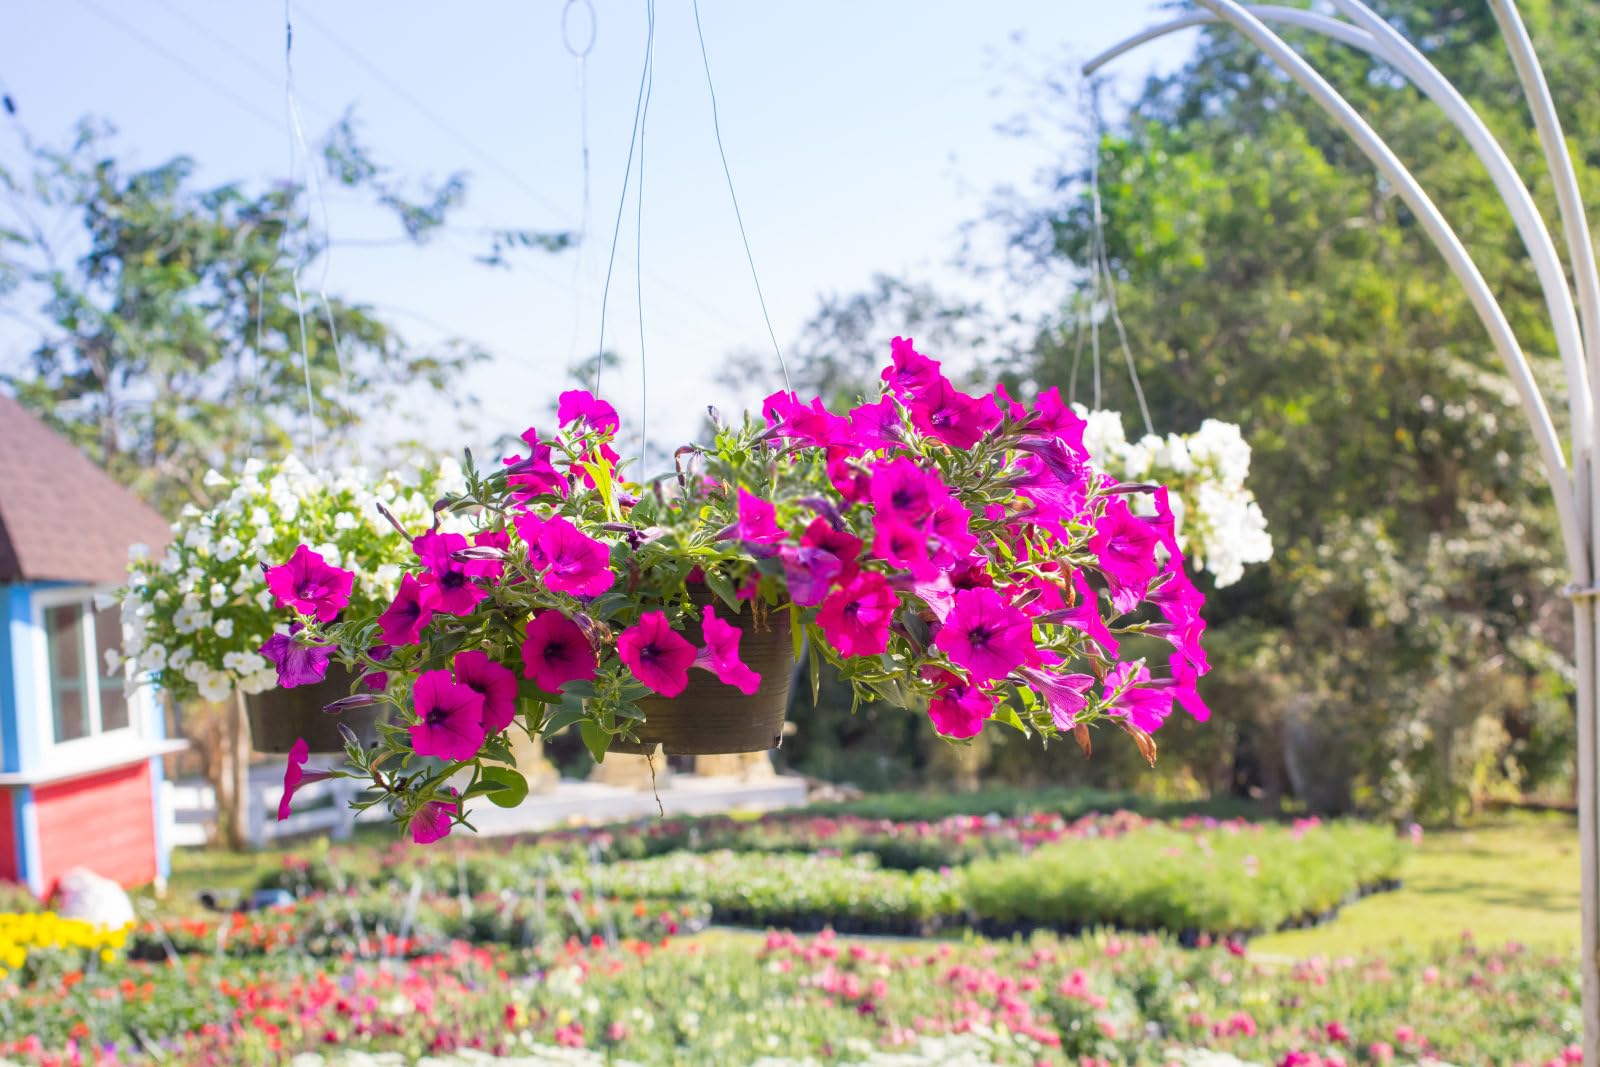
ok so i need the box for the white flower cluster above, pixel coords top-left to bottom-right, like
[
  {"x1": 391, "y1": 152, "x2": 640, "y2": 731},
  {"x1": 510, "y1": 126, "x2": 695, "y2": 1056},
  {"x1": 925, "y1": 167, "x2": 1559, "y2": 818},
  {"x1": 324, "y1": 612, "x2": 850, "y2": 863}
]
[
  {"x1": 120, "y1": 455, "x2": 467, "y2": 704},
  {"x1": 1078, "y1": 408, "x2": 1273, "y2": 587}
]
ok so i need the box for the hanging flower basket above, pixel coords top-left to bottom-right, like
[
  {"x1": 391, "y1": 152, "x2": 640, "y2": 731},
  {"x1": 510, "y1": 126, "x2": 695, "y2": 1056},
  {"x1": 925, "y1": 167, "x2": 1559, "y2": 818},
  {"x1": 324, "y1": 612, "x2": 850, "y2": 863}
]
[
  {"x1": 262, "y1": 337, "x2": 1233, "y2": 845},
  {"x1": 245, "y1": 664, "x2": 385, "y2": 754},
  {"x1": 609, "y1": 588, "x2": 794, "y2": 755}
]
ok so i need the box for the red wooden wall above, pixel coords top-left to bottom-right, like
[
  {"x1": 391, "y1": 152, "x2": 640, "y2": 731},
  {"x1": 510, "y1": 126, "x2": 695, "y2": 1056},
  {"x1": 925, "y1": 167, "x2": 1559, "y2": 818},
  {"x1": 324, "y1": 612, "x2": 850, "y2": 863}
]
[
  {"x1": 0, "y1": 788, "x2": 16, "y2": 884},
  {"x1": 34, "y1": 763, "x2": 155, "y2": 894}
]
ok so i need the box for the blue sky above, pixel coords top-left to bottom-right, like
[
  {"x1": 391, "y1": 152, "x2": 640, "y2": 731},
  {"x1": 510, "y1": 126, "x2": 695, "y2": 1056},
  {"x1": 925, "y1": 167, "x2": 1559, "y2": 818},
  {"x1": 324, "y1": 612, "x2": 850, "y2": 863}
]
[{"x1": 3, "y1": 1, "x2": 1195, "y2": 463}]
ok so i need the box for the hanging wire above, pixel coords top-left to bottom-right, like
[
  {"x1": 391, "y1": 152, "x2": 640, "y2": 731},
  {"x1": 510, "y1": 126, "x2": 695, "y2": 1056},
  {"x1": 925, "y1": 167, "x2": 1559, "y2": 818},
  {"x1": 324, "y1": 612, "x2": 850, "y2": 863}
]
[
  {"x1": 594, "y1": 0, "x2": 657, "y2": 398},
  {"x1": 283, "y1": 1, "x2": 320, "y2": 466},
  {"x1": 1086, "y1": 78, "x2": 1153, "y2": 435},
  {"x1": 283, "y1": 0, "x2": 362, "y2": 467},
  {"x1": 563, "y1": 0, "x2": 596, "y2": 376},
  {"x1": 691, "y1": 0, "x2": 790, "y2": 392},
  {"x1": 635, "y1": 2, "x2": 656, "y2": 472}
]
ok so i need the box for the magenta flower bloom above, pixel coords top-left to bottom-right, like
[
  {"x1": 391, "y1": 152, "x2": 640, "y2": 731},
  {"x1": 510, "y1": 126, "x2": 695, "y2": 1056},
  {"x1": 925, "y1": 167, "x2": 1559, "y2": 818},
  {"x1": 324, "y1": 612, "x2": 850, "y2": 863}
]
[
  {"x1": 923, "y1": 669, "x2": 994, "y2": 739},
  {"x1": 907, "y1": 377, "x2": 1001, "y2": 449},
  {"x1": 264, "y1": 544, "x2": 355, "y2": 622},
  {"x1": 362, "y1": 643, "x2": 394, "y2": 690},
  {"x1": 377, "y1": 573, "x2": 434, "y2": 647},
  {"x1": 763, "y1": 390, "x2": 849, "y2": 447},
  {"x1": 617, "y1": 611, "x2": 698, "y2": 697},
  {"x1": 1089, "y1": 498, "x2": 1163, "y2": 614},
  {"x1": 881, "y1": 336, "x2": 942, "y2": 401},
  {"x1": 847, "y1": 396, "x2": 903, "y2": 450},
  {"x1": 410, "y1": 789, "x2": 459, "y2": 845},
  {"x1": 1026, "y1": 387, "x2": 1089, "y2": 449},
  {"x1": 1060, "y1": 571, "x2": 1119, "y2": 657},
  {"x1": 801, "y1": 517, "x2": 863, "y2": 582},
  {"x1": 408, "y1": 669, "x2": 488, "y2": 761},
  {"x1": 869, "y1": 455, "x2": 949, "y2": 525},
  {"x1": 1017, "y1": 665, "x2": 1096, "y2": 729},
  {"x1": 731, "y1": 488, "x2": 787, "y2": 545},
  {"x1": 259, "y1": 625, "x2": 334, "y2": 689},
  {"x1": 521, "y1": 610, "x2": 598, "y2": 693},
  {"x1": 454, "y1": 650, "x2": 519, "y2": 733},
  {"x1": 927, "y1": 499, "x2": 977, "y2": 568},
  {"x1": 536, "y1": 516, "x2": 615, "y2": 597},
  {"x1": 817, "y1": 572, "x2": 899, "y2": 658},
  {"x1": 512, "y1": 511, "x2": 549, "y2": 568},
  {"x1": 779, "y1": 544, "x2": 843, "y2": 607},
  {"x1": 1169, "y1": 654, "x2": 1211, "y2": 722},
  {"x1": 414, "y1": 531, "x2": 489, "y2": 616},
  {"x1": 277, "y1": 737, "x2": 334, "y2": 822},
  {"x1": 506, "y1": 427, "x2": 569, "y2": 500},
  {"x1": 557, "y1": 389, "x2": 621, "y2": 434},
  {"x1": 826, "y1": 448, "x2": 871, "y2": 504},
  {"x1": 1103, "y1": 662, "x2": 1175, "y2": 733},
  {"x1": 934, "y1": 587, "x2": 1037, "y2": 683},
  {"x1": 693, "y1": 605, "x2": 761, "y2": 695},
  {"x1": 872, "y1": 518, "x2": 937, "y2": 580}
]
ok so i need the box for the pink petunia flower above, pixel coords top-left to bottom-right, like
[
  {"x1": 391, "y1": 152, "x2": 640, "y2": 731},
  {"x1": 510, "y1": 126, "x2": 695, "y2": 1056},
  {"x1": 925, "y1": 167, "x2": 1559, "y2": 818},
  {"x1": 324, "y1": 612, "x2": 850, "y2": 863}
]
[
  {"x1": 907, "y1": 376, "x2": 1001, "y2": 449},
  {"x1": 1147, "y1": 566, "x2": 1209, "y2": 674},
  {"x1": 259, "y1": 624, "x2": 334, "y2": 689},
  {"x1": 410, "y1": 788, "x2": 460, "y2": 845},
  {"x1": 817, "y1": 572, "x2": 899, "y2": 658},
  {"x1": 409, "y1": 669, "x2": 488, "y2": 761},
  {"x1": 1017, "y1": 665, "x2": 1096, "y2": 729},
  {"x1": 763, "y1": 391, "x2": 849, "y2": 447},
  {"x1": 1103, "y1": 662, "x2": 1175, "y2": 733},
  {"x1": 413, "y1": 531, "x2": 490, "y2": 616},
  {"x1": 1089, "y1": 497, "x2": 1164, "y2": 615},
  {"x1": 617, "y1": 611, "x2": 698, "y2": 697},
  {"x1": 536, "y1": 516, "x2": 615, "y2": 598},
  {"x1": 923, "y1": 669, "x2": 994, "y2": 739},
  {"x1": 779, "y1": 544, "x2": 843, "y2": 607},
  {"x1": 557, "y1": 389, "x2": 620, "y2": 434},
  {"x1": 1060, "y1": 570, "x2": 1119, "y2": 657},
  {"x1": 731, "y1": 488, "x2": 787, "y2": 545},
  {"x1": 934, "y1": 587, "x2": 1037, "y2": 683},
  {"x1": 872, "y1": 518, "x2": 938, "y2": 580},
  {"x1": 277, "y1": 737, "x2": 335, "y2": 822},
  {"x1": 881, "y1": 336, "x2": 942, "y2": 401},
  {"x1": 265, "y1": 544, "x2": 355, "y2": 622},
  {"x1": 377, "y1": 573, "x2": 434, "y2": 647},
  {"x1": 869, "y1": 455, "x2": 949, "y2": 526},
  {"x1": 847, "y1": 396, "x2": 903, "y2": 450},
  {"x1": 454, "y1": 650, "x2": 519, "y2": 733},
  {"x1": 801, "y1": 518, "x2": 863, "y2": 583},
  {"x1": 826, "y1": 448, "x2": 871, "y2": 504},
  {"x1": 521, "y1": 610, "x2": 598, "y2": 693},
  {"x1": 506, "y1": 427, "x2": 569, "y2": 500},
  {"x1": 693, "y1": 605, "x2": 761, "y2": 695},
  {"x1": 512, "y1": 511, "x2": 549, "y2": 568}
]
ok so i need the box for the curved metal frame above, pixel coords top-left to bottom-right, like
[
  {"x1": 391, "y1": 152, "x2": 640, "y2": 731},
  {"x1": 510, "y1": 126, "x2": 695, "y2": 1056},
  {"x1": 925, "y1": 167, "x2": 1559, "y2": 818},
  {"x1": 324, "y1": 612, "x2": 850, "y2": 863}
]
[{"x1": 1086, "y1": 3, "x2": 1600, "y2": 1060}]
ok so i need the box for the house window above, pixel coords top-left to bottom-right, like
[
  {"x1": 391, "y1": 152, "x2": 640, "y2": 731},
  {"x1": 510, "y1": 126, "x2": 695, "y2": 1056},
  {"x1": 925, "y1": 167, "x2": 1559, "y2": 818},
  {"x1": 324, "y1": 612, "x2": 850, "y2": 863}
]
[{"x1": 35, "y1": 590, "x2": 136, "y2": 749}]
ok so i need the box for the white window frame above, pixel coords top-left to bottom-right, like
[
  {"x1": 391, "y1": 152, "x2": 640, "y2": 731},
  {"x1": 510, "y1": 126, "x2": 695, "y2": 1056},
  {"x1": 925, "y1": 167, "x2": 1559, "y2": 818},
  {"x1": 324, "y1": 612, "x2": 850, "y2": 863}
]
[{"x1": 30, "y1": 584, "x2": 145, "y2": 766}]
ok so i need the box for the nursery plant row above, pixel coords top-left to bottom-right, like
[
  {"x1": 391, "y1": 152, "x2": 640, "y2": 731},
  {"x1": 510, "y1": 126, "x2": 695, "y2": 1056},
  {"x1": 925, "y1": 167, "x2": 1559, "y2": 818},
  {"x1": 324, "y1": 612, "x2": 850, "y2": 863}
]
[{"x1": 0, "y1": 923, "x2": 1575, "y2": 1065}]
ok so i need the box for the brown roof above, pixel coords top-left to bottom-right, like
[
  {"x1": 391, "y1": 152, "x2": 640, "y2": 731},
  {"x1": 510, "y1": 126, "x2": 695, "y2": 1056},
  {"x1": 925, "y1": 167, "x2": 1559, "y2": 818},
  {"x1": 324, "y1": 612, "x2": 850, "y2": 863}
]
[{"x1": 0, "y1": 394, "x2": 172, "y2": 586}]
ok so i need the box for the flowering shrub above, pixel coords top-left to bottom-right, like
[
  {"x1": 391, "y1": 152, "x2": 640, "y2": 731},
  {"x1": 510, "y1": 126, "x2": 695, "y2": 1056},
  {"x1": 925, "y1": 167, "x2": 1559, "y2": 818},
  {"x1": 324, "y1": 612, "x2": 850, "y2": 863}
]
[
  {"x1": 119, "y1": 457, "x2": 464, "y2": 703},
  {"x1": 1078, "y1": 409, "x2": 1271, "y2": 587},
  {"x1": 262, "y1": 338, "x2": 1230, "y2": 843}
]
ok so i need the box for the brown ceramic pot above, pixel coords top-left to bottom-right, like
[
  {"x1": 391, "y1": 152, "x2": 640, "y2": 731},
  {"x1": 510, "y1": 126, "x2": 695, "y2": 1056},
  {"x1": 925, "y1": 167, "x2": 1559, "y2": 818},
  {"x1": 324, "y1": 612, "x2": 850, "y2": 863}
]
[
  {"x1": 609, "y1": 589, "x2": 795, "y2": 756},
  {"x1": 245, "y1": 665, "x2": 385, "y2": 754}
]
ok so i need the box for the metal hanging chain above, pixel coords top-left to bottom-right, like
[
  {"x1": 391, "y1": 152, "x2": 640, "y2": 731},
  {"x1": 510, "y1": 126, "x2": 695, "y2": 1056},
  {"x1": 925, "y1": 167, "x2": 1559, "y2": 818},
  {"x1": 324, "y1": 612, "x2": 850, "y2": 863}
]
[
  {"x1": 594, "y1": 0, "x2": 656, "y2": 398},
  {"x1": 691, "y1": 0, "x2": 791, "y2": 393},
  {"x1": 1087, "y1": 78, "x2": 1154, "y2": 435}
]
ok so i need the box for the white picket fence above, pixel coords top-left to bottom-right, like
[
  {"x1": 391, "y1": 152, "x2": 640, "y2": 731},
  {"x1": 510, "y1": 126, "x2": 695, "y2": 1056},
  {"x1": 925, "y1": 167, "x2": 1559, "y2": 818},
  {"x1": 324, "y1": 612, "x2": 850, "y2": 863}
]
[{"x1": 166, "y1": 767, "x2": 373, "y2": 848}]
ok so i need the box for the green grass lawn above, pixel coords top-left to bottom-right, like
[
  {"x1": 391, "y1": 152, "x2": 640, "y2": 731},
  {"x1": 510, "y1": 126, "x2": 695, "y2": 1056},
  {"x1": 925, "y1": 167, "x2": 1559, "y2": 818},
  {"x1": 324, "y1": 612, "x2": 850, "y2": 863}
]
[{"x1": 1253, "y1": 811, "x2": 1580, "y2": 956}]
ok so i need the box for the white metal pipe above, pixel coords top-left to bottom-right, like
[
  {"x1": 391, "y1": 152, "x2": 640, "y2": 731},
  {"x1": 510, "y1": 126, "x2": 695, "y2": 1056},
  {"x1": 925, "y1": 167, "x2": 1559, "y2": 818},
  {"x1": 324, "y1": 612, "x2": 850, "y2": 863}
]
[
  {"x1": 1325, "y1": 0, "x2": 1591, "y2": 463},
  {"x1": 1082, "y1": 0, "x2": 1585, "y2": 577},
  {"x1": 1088, "y1": 6, "x2": 1592, "y2": 467}
]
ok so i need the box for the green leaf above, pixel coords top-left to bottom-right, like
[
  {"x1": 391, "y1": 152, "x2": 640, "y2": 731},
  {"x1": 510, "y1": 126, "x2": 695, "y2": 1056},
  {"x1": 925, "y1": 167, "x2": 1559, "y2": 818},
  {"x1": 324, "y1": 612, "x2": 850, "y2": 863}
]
[
  {"x1": 539, "y1": 704, "x2": 588, "y2": 736},
  {"x1": 991, "y1": 703, "x2": 1031, "y2": 735},
  {"x1": 579, "y1": 719, "x2": 612, "y2": 763},
  {"x1": 808, "y1": 634, "x2": 822, "y2": 707},
  {"x1": 790, "y1": 604, "x2": 804, "y2": 661},
  {"x1": 478, "y1": 765, "x2": 529, "y2": 808},
  {"x1": 517, "y1": 678, "x2": 564, "y2": 704},
  {"x1": 704, "y1": 569, "x2": 738, "y2": 610}
]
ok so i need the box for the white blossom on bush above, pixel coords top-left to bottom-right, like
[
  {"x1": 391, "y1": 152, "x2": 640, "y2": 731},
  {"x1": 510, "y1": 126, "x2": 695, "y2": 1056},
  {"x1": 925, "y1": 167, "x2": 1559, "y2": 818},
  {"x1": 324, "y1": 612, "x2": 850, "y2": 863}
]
[
  {"x1": 1076, "y1": 407, "x2": 1272, "y2": 587},
  {"x1": 121, "y1": 455, "x2": 465, "y2": 704}
]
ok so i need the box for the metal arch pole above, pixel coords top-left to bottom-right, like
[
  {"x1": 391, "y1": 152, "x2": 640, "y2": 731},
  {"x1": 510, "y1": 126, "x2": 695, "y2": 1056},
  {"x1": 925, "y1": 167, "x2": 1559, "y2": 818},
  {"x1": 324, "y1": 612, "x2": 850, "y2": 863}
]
[
  {"x1": 1085, "y1": 2, "x2": 1599, "y2": 1060},
  {"x1": 1489, "y1": 2, "x2": 1600, "y2": 1055},
  {"x1": 1081, "y1": 0, "x2": 1583, "y2": 576},
  {"x1": 1086, "y1": 5, "x2": 1593, "y2": 465}
]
